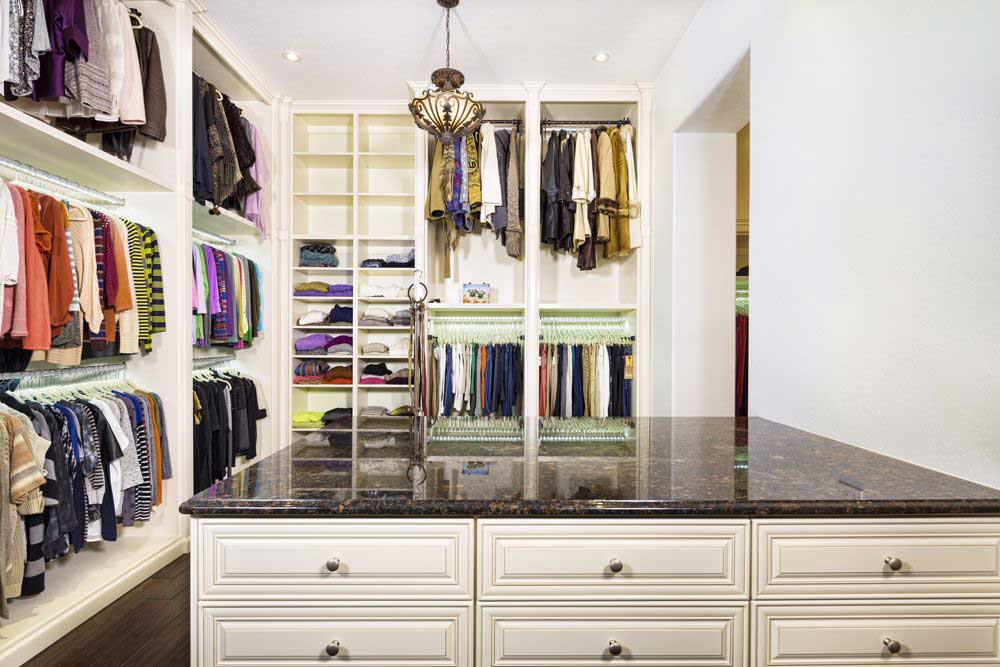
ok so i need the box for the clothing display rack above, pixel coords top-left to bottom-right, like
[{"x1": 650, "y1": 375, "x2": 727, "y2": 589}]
[
  {"x1": 0, "y1": 155, "x2": 126, "y2": 206},
  {"x1": 540, "y1": 117, "x2": 631, "y2": 130},
  {"x1": 192, "y1": 355, "x2": 237, "y2": 371},
  {"x1": 483, "y1": 118, "x2": 522, "y2": 128},
  {"x1": 0, "y1": 362, "x2": 128, "y2": 388},
  {"x1": 193, "y1": 227, "x2": 237, "y2": 247}
]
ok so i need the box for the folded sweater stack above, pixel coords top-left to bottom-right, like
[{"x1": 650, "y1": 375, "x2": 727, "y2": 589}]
[
  {"x1": 360, "y1": 362, "x2": 392, "y2": 385},
  {"x1": 392, "y1": 308, "x2": 411, "y2": 326},
  {"x1": 295, "y1": 333, "x2": 353, "y2": 355},
  {"x1": 299, "y1": 243, "x2": 338, "y2": 267},
  {"x1": 323, "y1": 364, "x2": 353, "y2": 384},
  {"x1": 294, "y1": 360, "x2": 330, "y2": 384},
  {"x1": 359, "y1": 307, "x2": 391, "y2": 327},
  {"x1": 293, "y1": 281, "x2": 354, "y2": 297},
  {"x1": 292, "y1": 411, "x2": 326, "y2": 428},
  {"x1": 328, "y1": 305, "x2": 353, "y2": 324}
]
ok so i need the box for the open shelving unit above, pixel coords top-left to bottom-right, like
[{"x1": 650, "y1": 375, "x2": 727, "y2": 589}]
[{"x1": 288, "y1": 107, "x2": 420, "y2": 447}]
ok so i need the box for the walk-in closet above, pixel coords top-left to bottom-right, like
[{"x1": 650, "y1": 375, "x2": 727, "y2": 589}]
[{"x1": 0, "y1": 1, "x2": 280, "y2": 663}]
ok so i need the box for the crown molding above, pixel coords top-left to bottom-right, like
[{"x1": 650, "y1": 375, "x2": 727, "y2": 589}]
[
  {"x1": 191, "y1": 4, "x2": 275, "y2": 102},
  {"x1": 407, "y1": 80, "x2": 529, "y2": 102},
  {"x1": 290, "y1": 99, "x2": 411, "y2": 114},
  {"x1": 539, "y1": 83, "x2": 642, "y2": 102}
]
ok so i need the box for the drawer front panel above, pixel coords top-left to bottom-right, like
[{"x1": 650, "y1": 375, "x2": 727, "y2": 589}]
[
  {"x1": 480, "y1": 604, "x2": 746, "y2": 667},
  {"x1": 200, "y1": 520, "x2": 472, "y2": 599},
  {"x1": 755, "y1": 520, "x2": 1000, "y2": 598},
  {"x1": 755, "y1": 603, "x2": 1000, "y2": 666},
  {"x1": 479, "y1": 520, "x2": 748, "y2": 599},
  {"x1": 201, "y1": 605, "x2": 471, "y2": 666}
]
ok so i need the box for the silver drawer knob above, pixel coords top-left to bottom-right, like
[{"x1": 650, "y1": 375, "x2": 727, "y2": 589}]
[
  {"x1": 326, "y1": 558, "x2": 341, "y2": 572},
  {"x1": 883, "y1": 637, "x2": 901, "y2": 654},
  {"x1": 608, "y1": 640, "x2": 623, "y2": 656},
  {"x1": 326, "y1": 640, "x2": 341, "y2": 657},
  {"x1": 609, "y1": 558, "x2": 624, "y2": 574},
  {"x1": 884, "y1": 556, "x2": 903, "y2": 571}
]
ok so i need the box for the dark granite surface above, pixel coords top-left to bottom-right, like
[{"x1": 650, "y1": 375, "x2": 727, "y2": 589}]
[{"x1": 179, "y1": 417, "x2": 1000, "y2": 517}]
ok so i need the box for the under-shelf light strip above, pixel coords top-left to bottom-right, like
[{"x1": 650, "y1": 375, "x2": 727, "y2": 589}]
[
  {"x1": 0, "y1": 155, "x2": 125, "y2": 206},
  {"x1": 192, "y1": 227, "x2": 236, "y2": 247}
]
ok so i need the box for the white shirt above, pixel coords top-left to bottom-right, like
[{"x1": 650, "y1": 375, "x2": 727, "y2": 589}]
[
  {"x1": 571, "y1": 130, "x2": 595, "y2": 249},
  {"x1": 621, "y1": 125, "x2": 642, "y2": 248},
  {"x1": 0, "y1": 181, "x2": 20, "y2": 321},
  {"x1": 478, "y1": 123, "x2": 503, "y2": 225}
]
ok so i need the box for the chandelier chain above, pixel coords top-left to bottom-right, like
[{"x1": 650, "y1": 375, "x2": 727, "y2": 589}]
[{"x1": 445, "y1": 6, "x2": 451, "y2": 69}]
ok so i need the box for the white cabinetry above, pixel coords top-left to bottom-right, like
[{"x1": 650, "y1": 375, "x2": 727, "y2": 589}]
[{"x1": 189, "y1": 517, "x2": 1000, "y2": 666}]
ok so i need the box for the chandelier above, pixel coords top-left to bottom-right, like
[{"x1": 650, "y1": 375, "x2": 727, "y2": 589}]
[{"x1": 409, "y1": 0, "x2": 485, "y2": 144}]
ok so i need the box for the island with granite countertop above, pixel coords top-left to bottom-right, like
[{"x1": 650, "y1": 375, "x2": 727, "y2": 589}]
[{"x1": 181, "y1": 417, "x2": 1000, "y2": 666}]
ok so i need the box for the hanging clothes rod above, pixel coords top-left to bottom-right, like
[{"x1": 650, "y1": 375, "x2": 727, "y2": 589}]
[
  {"x1": 193, "y1": 355, "x2": 237, "y2": 370},
  {"x1": 193, "y1": 227, "x2": 237, "y2": 247},
  {"x1": 0, "y1": 155, "x2": 126, "y2": 206},
  {"x1": 0, "y1": 362, "x2": 128, "y2": 390},
  {"x1": 482, "y1": 118, "x2": 522, "y2": 127},
  {"x1": 540, "y1": 117, "x2": 631, "y2": 129}
]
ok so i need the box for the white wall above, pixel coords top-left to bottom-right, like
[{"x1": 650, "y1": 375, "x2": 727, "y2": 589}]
[
  {"x1": 671, "y1": 133, "x2": 736, "y2": 415},
  {"x1": 653, "y1": 0, "x2": 1000, "y2": 487}
]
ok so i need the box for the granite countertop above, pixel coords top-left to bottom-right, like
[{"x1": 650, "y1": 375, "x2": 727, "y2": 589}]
[{"x1": 179, "y1": 417, "x2": 1000, "y2": 517}]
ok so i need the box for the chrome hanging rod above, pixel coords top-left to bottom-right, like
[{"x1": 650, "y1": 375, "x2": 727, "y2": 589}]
[
  {"x1": 0, "y1": 155, "x2": 126, "y2": 206},
  {"x1": 193, "y1": 227, "x2": 237, "y2": 247},
  {"x1": 0, "y1": 362, "x2": 128, "y2": 390},
  {"x1": 193, "y1": 355, "x2": 237, "y2": 370}
]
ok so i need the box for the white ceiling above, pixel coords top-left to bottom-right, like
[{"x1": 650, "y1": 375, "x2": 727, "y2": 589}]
[{"x1": 200, "y1": 0, "x2": 704, "y2": 100}]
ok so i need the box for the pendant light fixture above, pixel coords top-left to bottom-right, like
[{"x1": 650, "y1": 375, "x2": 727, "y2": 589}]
[{"x1": 409, "y1": 0, "x2": 485, "y2": 146}]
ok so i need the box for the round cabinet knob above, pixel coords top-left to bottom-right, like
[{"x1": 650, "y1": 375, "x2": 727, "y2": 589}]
[
  {"x1": 326, "y1": 557, "x2": 341, "y2": 572},
  {"x1": 326, "y1": 640, "x2": 341, "y2": 657},
  {"x1": 884, "y1": 556, "x2": 903, "y2": 571},
  {"x1": 609, "y1": 558, "x2": 624, "y2": 574},
  {"x1": 884, "y1": 638, "x2": 901, "y2": 654},
  {"x1": 608, "y1": 640, "x2": 623, "y2": 657}
]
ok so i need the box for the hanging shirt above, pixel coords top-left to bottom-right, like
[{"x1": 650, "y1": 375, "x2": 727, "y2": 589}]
[
  {"x1": 0, "y1": 182, "x2": 19, "y2": 323},
  {"x1": 479, "y1": 123, "x2": 502, "y2": 225}
]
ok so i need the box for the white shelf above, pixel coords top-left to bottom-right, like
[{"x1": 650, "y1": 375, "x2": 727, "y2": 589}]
[
  {"x1": 191, "y1": 200, "x2": 261, "y2": 238},
  {"x1": 357, "y1": 152, "x2": 414, "y2": 157},
  {"x1": 292, "y1": 325, "x2": 353, "y2": 331},
  {"x1": 293, "y1": 234, "x2": 415, "y2": 242},
  {"x1": 0, "y1": 103, "x2": 173, "y2": 193},
  {"x1": 358, "y1": 384, "x2": 412, "y2": 389},
  {"x1": 292, "y1": 296, "x2": 353, "y2": 302},
  {"x1": 357, "y1": 325, "x2": 408, "y2": 331},
  {"x1": 292, "y1": 266, "x2": 354, "y2": 273},
  {"x1": 293, "y1": 192, "x2": 353, "y2": 204},
  {"x1": 358, "y1": 297, "x2": 410, "y2": 302},
  {"x1": 293, "y1": 384, "x2": 353, "y2": 389},
  {"x1": 539, "y1": 303, "x2": 638, "y2": 313},
  {"x1": 358, "y1": 354, "x2": 409, "y2": 361},
  {"x1": 357, "y1": 267, "x2": 415, "y2": 275},
  {"x1": 293, "y1": 355, "x2": 353, "y2": 360},
  {"x1": 427, "y1": 303, "x2": 526, "y2": 313}
]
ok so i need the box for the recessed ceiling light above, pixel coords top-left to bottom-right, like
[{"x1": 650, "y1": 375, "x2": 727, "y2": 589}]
[
  {"x1": 592, "y1": 51, "x2": 611, "y2": 64},
  {"x1": 281, "y1": 50, "x2": 302, "y2": 63}
]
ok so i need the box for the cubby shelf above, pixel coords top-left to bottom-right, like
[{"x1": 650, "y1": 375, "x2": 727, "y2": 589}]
[
  {"x1": 290, "y1": 110, "x2": 419, "y2": 440},
  {"x1": 292, "y1": 296, "x2": 353, "y2": 302}
]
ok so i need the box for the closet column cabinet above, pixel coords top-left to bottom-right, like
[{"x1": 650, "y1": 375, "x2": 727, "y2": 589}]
[{"x1": 188, "y1": 516, "x2": 1000, "y2": 666}]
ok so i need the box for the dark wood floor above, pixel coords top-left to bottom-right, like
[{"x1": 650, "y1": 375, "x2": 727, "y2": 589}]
[{"x1": 25, "y1": 555, "x2": 190, "y2": 667}]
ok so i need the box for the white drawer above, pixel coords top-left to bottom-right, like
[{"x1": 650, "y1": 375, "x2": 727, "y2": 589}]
[
  {"x1": 199, "y1": 604, "x2": 471, "y2": 666},
  {"x1": 479, "y1": 603, "x2": 747, "y2": 666},
  {"x1": 754, "y1": 519, "x2": 1000, "y2": 599},
  {"x1": 754, "y1": 602, "x2": 1000, "y2": 666},
  {"x1": 197, "y1": 519, "x2": 472, "y2": 600},
  {"x1": 478, "y1": 520, "x2": 749, "y2": 599}
]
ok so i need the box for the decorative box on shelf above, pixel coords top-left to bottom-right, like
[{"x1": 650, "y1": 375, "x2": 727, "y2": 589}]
[{"x1": 463, "y1": 282, "x2": 490, "y2": 304}]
